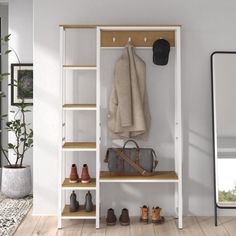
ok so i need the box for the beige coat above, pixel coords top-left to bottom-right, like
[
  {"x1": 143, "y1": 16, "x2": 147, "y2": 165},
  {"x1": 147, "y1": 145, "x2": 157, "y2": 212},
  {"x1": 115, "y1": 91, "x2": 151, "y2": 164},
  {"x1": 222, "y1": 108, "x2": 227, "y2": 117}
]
[{"x1": 108, "y1": 43, "x2": 150, "y2": 138}]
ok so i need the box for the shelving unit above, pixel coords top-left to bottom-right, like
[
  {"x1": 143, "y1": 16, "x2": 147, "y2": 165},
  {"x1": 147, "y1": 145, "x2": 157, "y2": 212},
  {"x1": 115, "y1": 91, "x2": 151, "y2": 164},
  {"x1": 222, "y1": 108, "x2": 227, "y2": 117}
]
[
  {"x1": 59, "y1": 25, "x2": 100, "y2": 229},
  {"x1": 59, "y1": 24, "x2": 182, "y2": 230}
]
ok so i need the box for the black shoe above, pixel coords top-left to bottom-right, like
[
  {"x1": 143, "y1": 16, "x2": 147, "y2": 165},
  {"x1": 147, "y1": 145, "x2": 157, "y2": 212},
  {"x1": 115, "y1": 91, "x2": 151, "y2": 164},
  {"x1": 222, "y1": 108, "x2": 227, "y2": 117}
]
[
  {"x1": 106, "y1": 208, "x2": 117, "y2": 226},
  {"x1": 69, "y1": 191, "x2": 79, "y2": 212},
  {"x1": 119, "y1": 208, "x2": 130, "y2": 226}
]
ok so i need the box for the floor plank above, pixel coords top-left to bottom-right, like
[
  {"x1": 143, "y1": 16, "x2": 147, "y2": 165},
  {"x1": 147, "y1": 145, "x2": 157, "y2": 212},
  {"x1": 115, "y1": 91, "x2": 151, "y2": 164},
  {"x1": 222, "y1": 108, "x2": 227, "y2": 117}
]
[
  {"x1": 179, "y1": 216, "x2": 204, "y2": 236},
  {"x1": 105, "y1": 219, "x2": 131, "y2": 236},
  {"x1": 221, "y1": 217, "x2": 236, "y2": 236},
  {"x1": 130, "y1": 217, "x2": 155, "y2": 236},
  {"x1": 56, "y1": 219, "x2": 84, "y2": 236},
  {"x1": 196, "y1": 216, "x2": 230, "y2": 236},
  {"x1": 81, "y1": 219, "x2": 106, "y2": 236},
  {"x1": 153, "y1": 217, "x2": 180, "y2": 236},
  {"x1": 31, "y1": 216, "x2": 58, "y2": 236},
  {"x1": 14, "y1": 209, "x2": 41, "y2": 236}
]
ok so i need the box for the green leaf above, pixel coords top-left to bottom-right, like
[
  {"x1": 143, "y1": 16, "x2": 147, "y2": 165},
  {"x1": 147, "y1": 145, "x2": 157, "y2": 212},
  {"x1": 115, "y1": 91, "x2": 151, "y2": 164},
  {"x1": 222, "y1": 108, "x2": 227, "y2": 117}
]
[
  {"x1": 3, "y1": 34, "x2": 11, "y2": 42},
  {"x1": 8, "y1": 143, "x2": 15, "y2": 149},
  {"x1": 5, "y1": 50, "x2": 12, "y2": 55},
  {"x1": 1, "y1": 73, "x2": 10, "y2": 76}
]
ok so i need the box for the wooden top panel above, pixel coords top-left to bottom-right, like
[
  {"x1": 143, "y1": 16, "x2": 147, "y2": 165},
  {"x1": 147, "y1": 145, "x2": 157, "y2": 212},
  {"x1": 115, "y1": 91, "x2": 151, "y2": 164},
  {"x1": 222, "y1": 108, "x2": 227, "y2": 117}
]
[
  {"x1": 100, "y1": 171, "x2": 178, "y2": 181},
  {"x1": 59, "y1": 24, "x2": 181, "y2": 29},
  {"x1": 62, "y1": 205, "x2": 96, "y2": 217},
  {"x1": 62, "y1": 178, "x2": 96, "y2": 188},
  {"x1": 101, "y1": 30, "x2": 175, "y2": 47},
  {"x1": 63, "y1": 142, "x2": 96, "y2": 149}
]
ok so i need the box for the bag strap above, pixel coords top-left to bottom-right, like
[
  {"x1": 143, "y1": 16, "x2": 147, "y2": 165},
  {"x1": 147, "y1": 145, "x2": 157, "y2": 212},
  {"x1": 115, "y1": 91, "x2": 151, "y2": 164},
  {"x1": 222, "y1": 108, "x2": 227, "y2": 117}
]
[{"x1": 114, "y1": 148, "x2": 153, "y2": 176}]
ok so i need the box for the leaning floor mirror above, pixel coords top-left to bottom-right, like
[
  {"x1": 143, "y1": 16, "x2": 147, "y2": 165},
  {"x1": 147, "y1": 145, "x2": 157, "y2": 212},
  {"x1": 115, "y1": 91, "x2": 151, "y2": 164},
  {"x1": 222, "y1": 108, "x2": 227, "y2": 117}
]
[{"x1": 212, "y1": 52, "x2": 236, "y2": 225}]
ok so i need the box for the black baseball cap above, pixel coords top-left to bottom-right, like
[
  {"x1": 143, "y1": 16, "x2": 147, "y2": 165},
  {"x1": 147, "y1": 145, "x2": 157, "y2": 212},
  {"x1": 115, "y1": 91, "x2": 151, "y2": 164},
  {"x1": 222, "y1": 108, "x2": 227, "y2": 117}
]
[{"x1": 153, "y1": 39, "x2": 170, "y2": 65}]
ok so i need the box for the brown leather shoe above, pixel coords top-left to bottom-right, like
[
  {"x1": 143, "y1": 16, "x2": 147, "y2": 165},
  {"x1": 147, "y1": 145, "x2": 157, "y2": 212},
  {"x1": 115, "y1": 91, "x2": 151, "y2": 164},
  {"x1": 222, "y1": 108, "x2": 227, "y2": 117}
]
[
  {"x1": 152, "y1": 207, "x2": 165, "y2": 224},
  {"x1": 119, "y1": 208, "x2": 130, "y2": 226},
  {"x1": 69, "y1": 164, "x2": 79, "y2": 183},
  {"x1": 140, "y1": 205, "x2": 149, "y2": 222},
  {"x1": 106, "y1": 208, "x2": 117, "y2": 226},
  {"x1": 81, "y1": 164, "x2": 90, "y2": 184}
]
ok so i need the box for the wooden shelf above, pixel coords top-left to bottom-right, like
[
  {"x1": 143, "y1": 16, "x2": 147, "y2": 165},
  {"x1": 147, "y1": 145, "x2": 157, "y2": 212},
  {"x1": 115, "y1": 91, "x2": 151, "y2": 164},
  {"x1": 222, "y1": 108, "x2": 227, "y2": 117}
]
[
  {"x1": 63, "y1": 104, "x2": 96, "y2": 110},
  {"x1": 62, "y1": 205, "x2": 96, "y2": 219},
  {"x1": 62, "y1": 142, "x2": 96, "y2": 151},
  {"x1": 62, "y1": 178, "x2": 96, "y2": 190},
  {"x1": 63, "y1": 65, "x2": 97, "y2": 70},
  {"x1": 100, "y1": 171, "x2": 178, "y2": 183}
]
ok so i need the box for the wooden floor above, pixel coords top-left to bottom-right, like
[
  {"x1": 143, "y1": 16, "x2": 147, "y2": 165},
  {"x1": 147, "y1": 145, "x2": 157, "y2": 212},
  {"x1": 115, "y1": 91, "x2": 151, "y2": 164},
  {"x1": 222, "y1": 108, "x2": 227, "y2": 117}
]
[{"x1": 14, "y1": 209, "x2": 236, "y2": 236}]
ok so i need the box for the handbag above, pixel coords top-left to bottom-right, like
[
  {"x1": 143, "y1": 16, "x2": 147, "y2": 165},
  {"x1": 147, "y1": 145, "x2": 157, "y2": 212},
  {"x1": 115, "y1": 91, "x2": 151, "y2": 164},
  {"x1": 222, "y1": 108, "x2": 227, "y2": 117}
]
[{"x1": 104, "y1": 140, "x2": 158, "y2": 176}]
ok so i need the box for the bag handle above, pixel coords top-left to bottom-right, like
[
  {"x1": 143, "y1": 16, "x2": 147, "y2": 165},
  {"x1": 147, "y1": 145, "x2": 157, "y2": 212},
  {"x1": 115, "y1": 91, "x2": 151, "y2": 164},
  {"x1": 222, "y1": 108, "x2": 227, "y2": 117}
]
[{"x1": 123, "y1": 139, "x2": 140, "y2": 150}]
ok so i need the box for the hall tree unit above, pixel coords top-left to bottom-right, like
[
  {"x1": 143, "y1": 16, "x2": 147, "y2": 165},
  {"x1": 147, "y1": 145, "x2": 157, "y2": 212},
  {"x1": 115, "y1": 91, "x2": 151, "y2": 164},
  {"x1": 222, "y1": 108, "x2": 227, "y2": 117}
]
[{"x1": 58, "y1": 25, "x2": 182, "y2": 229}]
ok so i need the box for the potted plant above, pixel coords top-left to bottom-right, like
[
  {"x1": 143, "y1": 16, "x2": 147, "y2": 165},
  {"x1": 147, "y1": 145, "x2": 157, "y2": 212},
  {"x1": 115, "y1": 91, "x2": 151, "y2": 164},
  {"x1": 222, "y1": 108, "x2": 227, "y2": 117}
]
[{"x1": 0, "y1": 35, "x2": 33, "y2": 198}]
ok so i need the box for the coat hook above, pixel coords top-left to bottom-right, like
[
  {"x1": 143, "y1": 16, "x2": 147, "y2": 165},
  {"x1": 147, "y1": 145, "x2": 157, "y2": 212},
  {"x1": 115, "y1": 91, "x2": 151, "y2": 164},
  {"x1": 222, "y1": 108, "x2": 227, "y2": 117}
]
[
  {"x1": 112, "y1": 37, "x2": 116, "y2": 43},
  {"x1": 144, "y1": 37, "x2": 147, "y2": 43},
  {"x1": 128, "y1": 37, "x2": 132, "y2": 42}
]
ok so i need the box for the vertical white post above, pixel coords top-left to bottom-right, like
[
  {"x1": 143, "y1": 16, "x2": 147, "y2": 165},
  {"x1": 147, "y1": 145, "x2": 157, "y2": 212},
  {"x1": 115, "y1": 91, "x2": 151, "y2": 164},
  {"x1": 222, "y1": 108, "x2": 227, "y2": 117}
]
[
  {"x1": 174, "y1": 26, "x2": 183, "y2": 229},
  {"x1": 96, "y1": 27, "x2": 101, "y2": 229},
  {"x1": 58, "y1": 26, "x2": 65, "y2": 229}
]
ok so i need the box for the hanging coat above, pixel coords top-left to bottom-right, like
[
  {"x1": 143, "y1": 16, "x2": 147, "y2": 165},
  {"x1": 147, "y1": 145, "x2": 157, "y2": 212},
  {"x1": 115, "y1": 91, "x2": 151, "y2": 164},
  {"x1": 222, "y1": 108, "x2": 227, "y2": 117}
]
[{"x1": 108, "y1": 43, "x2": 151, "y2": 138}]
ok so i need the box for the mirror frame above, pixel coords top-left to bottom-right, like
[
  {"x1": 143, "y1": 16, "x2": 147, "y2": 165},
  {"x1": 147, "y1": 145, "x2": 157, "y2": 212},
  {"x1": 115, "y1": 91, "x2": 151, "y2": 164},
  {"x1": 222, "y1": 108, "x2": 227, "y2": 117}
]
[{"x1": 211, "y1": 51, "x2": 236, "y2": 226}]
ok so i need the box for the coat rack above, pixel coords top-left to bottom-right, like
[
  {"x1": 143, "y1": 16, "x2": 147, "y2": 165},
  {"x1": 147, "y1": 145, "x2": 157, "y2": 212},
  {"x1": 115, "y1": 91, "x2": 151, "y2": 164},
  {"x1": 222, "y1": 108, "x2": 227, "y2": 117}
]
[
  {"x1": 100, "y1": 30, "x2": 175, "y2": 47},
  {"x1": 58, "y1": 24, "x2": 182, "y2": 230}
]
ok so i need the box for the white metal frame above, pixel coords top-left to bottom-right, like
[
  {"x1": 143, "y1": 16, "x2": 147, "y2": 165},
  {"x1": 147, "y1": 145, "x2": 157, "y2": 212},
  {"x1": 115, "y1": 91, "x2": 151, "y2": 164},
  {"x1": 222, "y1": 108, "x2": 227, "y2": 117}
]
[{"x1": 58, "y1": 25, "x2": 182, "y2": 230}]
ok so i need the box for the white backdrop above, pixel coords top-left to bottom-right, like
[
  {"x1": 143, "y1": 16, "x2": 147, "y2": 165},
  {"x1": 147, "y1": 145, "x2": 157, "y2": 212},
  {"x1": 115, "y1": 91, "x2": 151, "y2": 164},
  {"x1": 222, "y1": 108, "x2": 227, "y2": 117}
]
[{"x1": 33, "y1": 0, "x2": 236, "y2": 216}]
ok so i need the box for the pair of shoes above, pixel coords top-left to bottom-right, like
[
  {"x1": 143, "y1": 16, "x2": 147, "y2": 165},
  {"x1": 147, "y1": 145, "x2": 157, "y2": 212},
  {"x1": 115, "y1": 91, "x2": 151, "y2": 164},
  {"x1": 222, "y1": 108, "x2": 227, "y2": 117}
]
[
  {"x1": 106, "y1": 208, "x2": 130, "y2": 226},
  {"x1": 140, "y1": 205, "x2": 165, "y2": 224},
  {"x1": 69, "y1": 191, "x2": 94, "y2": 212},
  {"x1": 69, "y1": 164, "x2": 90, "y2": 184}
]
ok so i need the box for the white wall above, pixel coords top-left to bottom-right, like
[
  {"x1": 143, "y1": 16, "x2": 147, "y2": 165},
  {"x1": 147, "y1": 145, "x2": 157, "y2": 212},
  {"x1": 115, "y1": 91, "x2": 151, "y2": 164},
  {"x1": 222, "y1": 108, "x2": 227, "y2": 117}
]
[
  {"x1": 8, "y1": 0, "x2": 33, "y2": 167},
  {"x1": 33, "y1": 0, "x2": 236, "y2": 216}
]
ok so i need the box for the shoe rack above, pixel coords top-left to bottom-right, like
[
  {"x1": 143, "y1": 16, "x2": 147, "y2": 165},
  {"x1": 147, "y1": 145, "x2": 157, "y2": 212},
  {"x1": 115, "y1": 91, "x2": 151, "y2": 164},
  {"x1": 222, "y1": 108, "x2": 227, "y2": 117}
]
[
  {"x1": 59, "y1": 25, "x2": 182, "y2": 230},
  {"x1": 58, "y1": 26, "x2": 100, "y2": 229}
]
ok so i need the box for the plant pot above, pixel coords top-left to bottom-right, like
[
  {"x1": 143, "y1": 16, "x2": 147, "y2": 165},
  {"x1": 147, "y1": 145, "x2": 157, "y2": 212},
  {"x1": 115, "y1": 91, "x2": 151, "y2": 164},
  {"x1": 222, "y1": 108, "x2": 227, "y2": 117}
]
[{"x1": 1, "y1": 165, "x2": 32, "y2": 198}]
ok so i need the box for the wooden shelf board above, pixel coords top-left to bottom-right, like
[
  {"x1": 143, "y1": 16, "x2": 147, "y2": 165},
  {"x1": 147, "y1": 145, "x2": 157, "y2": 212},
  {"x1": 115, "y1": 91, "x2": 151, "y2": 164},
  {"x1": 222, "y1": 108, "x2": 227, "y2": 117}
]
[
  {"x1": 62, "y1": 205, "x2": 96, "y2": 218},
  {"x1": 62, "y1": 178, "x2": 96, "y2": 189},
  {"x1": 63, "y1": 104, "x2": 96, "y2": 110},
  {"x1": 59, "y1": 24, "x2": 182, "y2": 29},
  {"x1": 62, "y1": 142, "x2": 96, "y2": 150},
  {"x1": 100, "y1": 171, "x2": 178, "y2": 182}
]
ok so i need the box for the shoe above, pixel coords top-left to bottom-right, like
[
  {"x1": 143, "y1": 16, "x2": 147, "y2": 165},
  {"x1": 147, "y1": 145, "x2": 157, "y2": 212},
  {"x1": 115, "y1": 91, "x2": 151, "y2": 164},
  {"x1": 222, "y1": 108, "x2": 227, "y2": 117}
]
[
  {"x1": 119, "y1": 208, "x2": 130, "y2": 226},
  {"x1": 69, "y1": 164, "x2": 79, "y2": 183},
  {"x1": 152, "y1": 207, "x2": 165, "y2": 224},
  {"x1": 106, "y1": 208, "x2": 117, "y2": 226},
  {"x1": 81, "y1": 164, "x2": 90, "y2": 184},
  {"x1": 69, "y1": 191, "x2": 79, "y2": 212},
  {"x1": 84, "y1": 191, "x2": 93, "y2": 212},
  {"x1": 140, "y1": 205, "x2": 149, "y2": 222}
]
